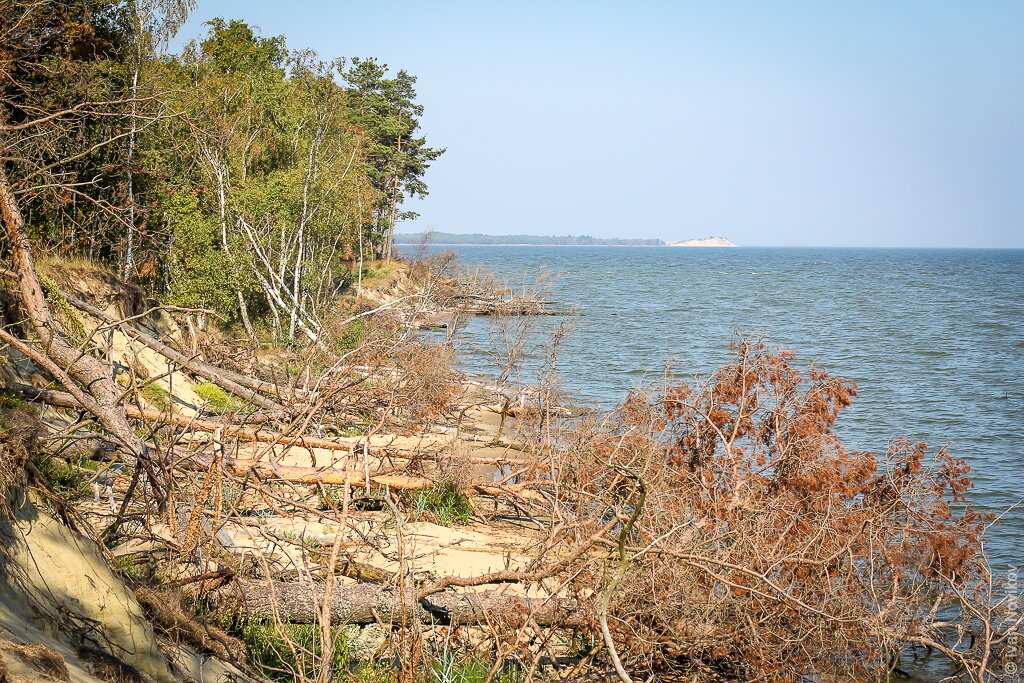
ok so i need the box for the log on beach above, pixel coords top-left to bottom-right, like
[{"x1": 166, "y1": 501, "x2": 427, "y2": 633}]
[
  {"x1": 228, "y1": 580, "x2": 583, "y2": 627},
  {"x1": 7, "y1": 383, "x2": 543, "y2": 500},
  {"x1": 7, "y1": 383, "x2": 529, "y2": 464}
]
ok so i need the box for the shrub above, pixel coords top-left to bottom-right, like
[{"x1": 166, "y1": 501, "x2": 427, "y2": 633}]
[
  {"x1": 431, "y1": 654, "x2": 520, "y2": 683},
  {"x1": 563, "y1": 339, "x2": 994, "y2": 680},
  {"x1": 30, "y1": 454, "x2": 89, "y2": 498},
  {"x1": 335, "y1": 319, "x2": 367, "y2": 352},
  {"x1": 233, "y1": 619, "x2": 358, "y2": 682}
]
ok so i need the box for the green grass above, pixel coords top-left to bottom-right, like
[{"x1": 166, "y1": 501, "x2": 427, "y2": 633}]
[
  {"x1": 112, "y1": 554, "x2": 153, "y2": 584},
  {"x1": 278, "y1": 530, "x2": 324, "y2": 549},
  {"x1": 407, "y1": 483, "x2": 474, "y2": 527},
  {"x1": 229, "y1": 614, "x2": 519, "y2": 683},
  {"x1": 140, "y1": 382, "x2": 173, "y2": 412},
  {"x1": 30, "y1": 454, "x2": 89, "y2": 498},
  {"x1": 233, "y1": 619, "x2": 369, "y2": 682},
  {"x1": 335, "y1": 423, "x2": 369, "y2": 437},
  {"x1": 113, "y1": 374, "x2": 174, "y2": 412},
  {"x1": 430, "y1": 652, "x2": 523, "y2": 683},
  {"x1": 194, "y1": 382, "x2": 246, "y2": 413},
  {"x1": 0, "y1": 392, "x2": 24, "y2": 410}
]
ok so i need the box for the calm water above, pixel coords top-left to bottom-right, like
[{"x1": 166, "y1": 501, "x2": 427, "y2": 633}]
[{"x1": 409, "y1": 245, "x2": 1024, "y2": 572}]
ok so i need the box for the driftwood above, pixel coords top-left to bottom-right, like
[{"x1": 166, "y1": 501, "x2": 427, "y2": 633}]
[
  {"x1": 226, "y1": 580, "x2": 583, "y2": 627},
  {"x1": 211, "y1": 455, "x2": 541, "y2": 500},
  {"x1": 9, "y1": 383, "x2": 541, "y2": 499},
  {"x1": 8, "y1": 383, "x2": 530, "y2": 466}
]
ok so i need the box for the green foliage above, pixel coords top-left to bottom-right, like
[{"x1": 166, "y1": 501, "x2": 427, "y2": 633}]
[
  {"x1": 342, "y1": 57, "x2": 444, "y2": 255},
  {"x1": 431, "y1": 655, "x2": 521, "y2": 683},
  {"x1": 30, "y1": 454, "x2": 89, "y2": 498},
  {"x1": 194, "y1": 382, "x2": 230, "y2": 408},
  {"x1": 0, "y1": 393, "x2": 24, "y2": 410},
  {"x1": 220, "y1": 481, "x2": 247, "y2": 514},
  {"x1": 5, "y1": 5, "x2": 439, "y2": 336},
  {"x1": 407, "y1": 483, "x2": 474, "y2": 527},
  {"x1": 7, "y1": 406, "x2": 86, "y2": 497},
  {"x1": 193, "y1": 382, "x2": 251, "y2": 414},
  {"x1": 162, "y1": 190, "x2": 236, "y2": 315},
  {"x1": 198, "y1": 18, "x2": 286, "y2": 74},
  {"x1": 112, "y1": 554, "x2": 153, "y2": 584},
  {"x1": 39, "y1": 274, "x2": 87, "y2": 343},
  {"x1": 335, "y1": 319, "x2": 367, "y2": 352},
  {"x1": 140, "y1": 382, "x2": 173, "y2": 412},
  {"x1": 115, "y1": 373, "x2": 173, "y2": 412},
  {"x1": 278, "y1": 530, "x2": 324, "y2": 549},
  {"x1": 317, "y1": 486, "x2": 343, "y2": 511}
]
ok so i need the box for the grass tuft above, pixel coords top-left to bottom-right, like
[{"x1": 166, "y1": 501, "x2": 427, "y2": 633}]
[
  {"x1": 194, "y1": 382, "x2": 246, "y2": 413},
  {"x1": 140, "y1": 382, "x2": 173, "y2": 412},
  {"x1": 407, "y1": 483, "x2": 474, "y2": 527}
]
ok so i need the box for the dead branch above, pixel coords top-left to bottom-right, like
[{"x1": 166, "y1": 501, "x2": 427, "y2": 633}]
[
  {"x1": 8, "y1": 383, "x2": 531, "y2": 466},
  {"x1": 0, "y1": 168, "x2": 149, "y2": 462}
]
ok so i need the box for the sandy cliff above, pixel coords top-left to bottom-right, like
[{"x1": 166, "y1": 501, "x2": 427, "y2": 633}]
[{"x1": 666, "y1": 236, "x2": 738, "y2": 247}]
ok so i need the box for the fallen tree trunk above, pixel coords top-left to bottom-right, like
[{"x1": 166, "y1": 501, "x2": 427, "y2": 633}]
[
  {"x1": 0, "y1": 170, "x2": 148, "y2": 463},
  {"x1": 0, "y1": 267, "x2": 327, "y2": 411},
  {"x1": 62, "y1": 293, "x2": 284, "y2": 411},
  {"x1": 226, "y1": 580, "x2": 584, "y2": 627},
  {"x1": 212, "y1": 455, "x2": 542, "y2": 500},
  {"x1": 9, "y1": 383, "x2": 542, "y2": 499},
  {"x1": 9, "y1": 383, "x2": 356, "y2": 450},
  {"x1": 8, "y1": 383, "x2": 530, "y2": 466}
]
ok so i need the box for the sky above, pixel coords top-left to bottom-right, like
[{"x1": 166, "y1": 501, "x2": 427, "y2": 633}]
[{"x1": 173, "y1": 1, "x2": 1024, "y2": 248}]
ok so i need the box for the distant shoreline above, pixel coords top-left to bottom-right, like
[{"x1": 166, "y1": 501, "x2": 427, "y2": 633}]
[
  {"x1": 395, "y1": 233, "x2": 737, "y2": 247},
  {"x1": 396, "y1": 244, "x2": 1024, "y2": 249},
  {"x1": 395, "y1": 242, "x2": 669, "y2": 247}
]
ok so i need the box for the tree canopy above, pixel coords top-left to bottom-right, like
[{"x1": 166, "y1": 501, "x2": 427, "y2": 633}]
[{"x1": 1, "y1": 2, "x2": 441, "y2": 340}]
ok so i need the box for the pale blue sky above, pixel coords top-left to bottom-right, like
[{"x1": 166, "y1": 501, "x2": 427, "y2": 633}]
[{"x1": 174, "y1": 1, "x2": 1024, "y2": 247}]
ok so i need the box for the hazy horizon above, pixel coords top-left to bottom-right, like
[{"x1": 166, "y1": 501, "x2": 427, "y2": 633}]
[
  {"x1": 394, "y1": 231, "x2": 1024, "y2": 249},
  {"x1": 175, "y1": 1, "x2": 1024, "y2": 248}
]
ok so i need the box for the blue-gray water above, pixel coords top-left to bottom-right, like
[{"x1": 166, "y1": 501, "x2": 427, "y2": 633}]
[{"x1": 408, "y1": 245, "x2": 1024, "y2": 574}]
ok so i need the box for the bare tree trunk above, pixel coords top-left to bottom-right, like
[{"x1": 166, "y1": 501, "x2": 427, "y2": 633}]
[
  {"x1": 124, "y1": 68, "x2": 139, "y2": 278},
  {"x1": 10, "y1": 384, "x2": 530, "y2": 469},
  {"x1": 237, "y1": 290, "x2": 255, "y2": 340},
  {"x1": 226, "y1": 580, "x2": 582, "y2": 627},
  {"x1": 384, "y1": 137, "x2": 402, "y2": 262},
  {"x1": 0, "y1": 167, "x2": 147, "y2": 460},
  {"x1": 53, "y1": 288, "x2": 286, "y2": 409}
]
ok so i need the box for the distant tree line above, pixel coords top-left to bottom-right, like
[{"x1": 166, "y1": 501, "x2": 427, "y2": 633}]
[
  {"x1": 2, "y1": 1, "x2": 441, "y2": 340},
  {"x1": 396, "y1": 232, "x2": 663, "y2": 246}
]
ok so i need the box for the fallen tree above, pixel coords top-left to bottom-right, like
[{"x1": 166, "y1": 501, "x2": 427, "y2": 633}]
[
  {"x1": 9, "y1": 383, "x2": 540, "y2": 499},
  {"x1": 224, "y1": 580, "x2": 583, "y2": 627},
  {"x1": 8, "y1": 383, "x2": 531, "y2": 467},
  {"x1": 0, "y1": 267, "x2": 288, "y2": 411},
  {"x1": 0, "y1": 171, "x2": 150, "y2": 464}
]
